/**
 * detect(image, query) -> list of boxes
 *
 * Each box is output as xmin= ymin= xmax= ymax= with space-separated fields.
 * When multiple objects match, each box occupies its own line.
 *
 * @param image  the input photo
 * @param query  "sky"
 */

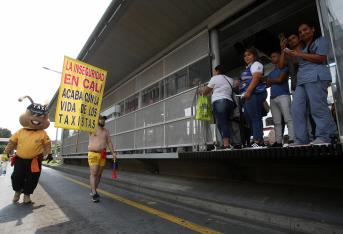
xmin=0 ymin=0 xmax=112 ymax=140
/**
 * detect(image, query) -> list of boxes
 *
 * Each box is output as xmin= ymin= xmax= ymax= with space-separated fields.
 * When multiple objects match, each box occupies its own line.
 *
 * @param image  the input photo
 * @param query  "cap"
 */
xmin=27 ymin=103 xmax=49 ymax=116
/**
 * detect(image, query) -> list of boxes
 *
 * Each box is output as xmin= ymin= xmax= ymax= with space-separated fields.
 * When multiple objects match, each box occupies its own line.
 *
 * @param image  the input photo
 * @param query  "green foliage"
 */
xmin=0 ymin=128 xmax=11 ymax=138
xmin=0 ymin=143 xmax=6 ymax=154
xmin=53 ymin=141 xmax=61 ymax=155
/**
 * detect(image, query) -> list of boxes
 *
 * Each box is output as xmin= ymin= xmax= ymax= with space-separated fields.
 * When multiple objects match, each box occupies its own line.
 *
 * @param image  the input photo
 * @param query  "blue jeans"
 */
xmin=243 ymin=92 xmax=266 ymax=142
xmin=291 ymin=81 xmax=337 ymax=143
xmin=213 ymin=99 xmax=234 ymax=139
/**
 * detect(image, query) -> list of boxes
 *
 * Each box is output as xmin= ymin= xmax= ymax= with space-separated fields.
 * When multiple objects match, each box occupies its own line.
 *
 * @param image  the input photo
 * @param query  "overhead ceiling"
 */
xmin=81 ymin=0 xmax=233 ymax=94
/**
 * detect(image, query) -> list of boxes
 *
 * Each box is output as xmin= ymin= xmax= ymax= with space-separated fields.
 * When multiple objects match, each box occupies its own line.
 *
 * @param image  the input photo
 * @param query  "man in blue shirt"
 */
xmin=266 ymin=51 xmax=294 ymax=147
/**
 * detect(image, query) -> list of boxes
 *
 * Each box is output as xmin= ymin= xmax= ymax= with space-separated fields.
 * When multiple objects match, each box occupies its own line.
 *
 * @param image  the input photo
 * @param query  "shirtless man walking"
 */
xmin=88 ymin=115 xmax=116 ymax=202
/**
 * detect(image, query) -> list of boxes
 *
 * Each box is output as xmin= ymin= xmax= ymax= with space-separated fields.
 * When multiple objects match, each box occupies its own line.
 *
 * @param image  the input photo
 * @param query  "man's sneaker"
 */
xmin=212 ymin=145 xmax=233 ymax=151
xmin=90 ymin=190 xmax=101 ymax=197
xmin=283 ymin=140 xmax=294 ymax=147
xmin=269 ymin=142 xmax=282 ymax=148
xmin=12 ymin=191 xmax=21 ymax=203
xmin=310 ymin=138 xmax=331 ymax=146
xmin=233 ymin=144 xmax=242 ymax=150
xmin=92 ymin=193 xmax=100 ymax=203
xmin=23 ymin=195 xmax=32 ymax=204
xmin=250 ymin=142 xmax=266 ymax=149
xmin=223 ymin=145 xmax=234 ymax=150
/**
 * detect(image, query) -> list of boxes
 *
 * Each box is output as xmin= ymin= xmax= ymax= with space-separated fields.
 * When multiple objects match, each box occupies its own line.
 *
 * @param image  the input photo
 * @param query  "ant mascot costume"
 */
xmin=4 ymin=96 xmax=52 ymax=204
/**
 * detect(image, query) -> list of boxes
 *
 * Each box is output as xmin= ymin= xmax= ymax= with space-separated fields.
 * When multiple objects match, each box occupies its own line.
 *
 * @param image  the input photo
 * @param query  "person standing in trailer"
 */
xmin=266 ymin=51 xmax=294 ymax=147
xmin=285 ymin=22 xmax=337 ymax=146
xmin=279 ymin=32 xmax=316 ymax=141
xmin=239 ymin=48 xmax=267 ymax=148
xmin=201 ymin=65 xmax=236 ymax=149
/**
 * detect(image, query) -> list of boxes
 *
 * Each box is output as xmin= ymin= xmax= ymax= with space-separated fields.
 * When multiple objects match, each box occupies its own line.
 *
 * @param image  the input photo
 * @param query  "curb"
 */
xmin=44 ymin=164 xmax=343 ymax=234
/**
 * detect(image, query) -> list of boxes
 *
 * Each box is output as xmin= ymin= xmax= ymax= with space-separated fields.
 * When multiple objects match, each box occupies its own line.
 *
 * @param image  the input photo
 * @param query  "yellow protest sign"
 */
xmin=54 ymin=56 xmax=107 ymax=133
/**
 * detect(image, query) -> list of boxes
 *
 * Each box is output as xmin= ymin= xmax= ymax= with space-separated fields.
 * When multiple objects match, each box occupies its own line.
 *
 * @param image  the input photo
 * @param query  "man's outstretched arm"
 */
xmin=106 ymin=130 xmax=117 ymax=161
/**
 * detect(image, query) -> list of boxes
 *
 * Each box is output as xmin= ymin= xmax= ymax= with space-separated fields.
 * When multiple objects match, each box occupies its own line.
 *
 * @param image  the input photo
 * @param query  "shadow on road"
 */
xmin=0 ymin=203 xmax=45 ymax=226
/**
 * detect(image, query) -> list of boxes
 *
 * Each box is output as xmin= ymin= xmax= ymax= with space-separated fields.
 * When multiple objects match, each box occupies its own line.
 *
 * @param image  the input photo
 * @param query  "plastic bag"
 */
xmin=1 ymin=154 xmax=9 ymax=162
xmin=111 ymin=161 xmax=118 ymax=180
xmin=0 ymin=161 xmax=7 ymax=176
xmin=195 ymin=95 xmax=212 ymax=121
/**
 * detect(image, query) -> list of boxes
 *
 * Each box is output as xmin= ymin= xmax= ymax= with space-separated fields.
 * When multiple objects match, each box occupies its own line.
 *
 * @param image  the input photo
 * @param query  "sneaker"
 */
xmin=269 ymin=142 xmax=282 ymax=148
xmin=12 ymin=191 xmax=21 ymax=203
xmin=310 ymin=138 xmax=331 ymax=146
xmin=223 ymin=145 xmax=233 ymax=151
xmin=288 ymin=142 xmax=311 ymax=147
xmin=92 ymin=193 xmax=100 ymax=203
xmin=233 ymin=145 xmax=242 ymax=150
xmin=23 ymin=195 xmax=32 ymax=204
xmin=249 ymin=142 xmax=266 ymax=149
xmin=90 ymin=190 xmax=101 ymax=197
xmin=283 ymin=140 xmax=294 ymax=147
xmin=212 ymin=145 xmax=233 ymax=151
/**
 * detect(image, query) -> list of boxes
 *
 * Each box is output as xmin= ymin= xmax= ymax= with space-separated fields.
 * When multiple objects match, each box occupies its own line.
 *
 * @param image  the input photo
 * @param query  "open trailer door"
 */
xmin=317 ymin=0 xmax=343 ymax=142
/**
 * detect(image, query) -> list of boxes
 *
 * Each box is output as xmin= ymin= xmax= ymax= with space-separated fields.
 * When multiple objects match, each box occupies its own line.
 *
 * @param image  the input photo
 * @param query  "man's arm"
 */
xmin=279 ymin=39 xmax=287 ymax=69
xmin=43 ymin=132 xmax=52 ymax=160
xmin=286 ymin=50 xmax=326 ymax=64
xmin=4 ymin=140 xmax=16 ymax=155
xmin=4 ymin=130 xmax=19 ymax=155
xmin=106 ymin=129 xmax=117 ymax=160
xmin=267 ymin=71 xmax=289 ymax=85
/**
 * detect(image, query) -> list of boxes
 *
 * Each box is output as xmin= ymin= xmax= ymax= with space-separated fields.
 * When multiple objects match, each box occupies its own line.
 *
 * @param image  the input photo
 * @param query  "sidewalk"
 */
xmin=44 ymin=163 xmax=343 ymax=234
xmin=0 ymin=166 xmax=70 ymax=234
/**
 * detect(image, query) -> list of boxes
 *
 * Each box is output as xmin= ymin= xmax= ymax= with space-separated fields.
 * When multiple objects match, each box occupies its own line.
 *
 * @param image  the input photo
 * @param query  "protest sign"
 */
xmin=55 ymin=56 xmax=107 ymax=133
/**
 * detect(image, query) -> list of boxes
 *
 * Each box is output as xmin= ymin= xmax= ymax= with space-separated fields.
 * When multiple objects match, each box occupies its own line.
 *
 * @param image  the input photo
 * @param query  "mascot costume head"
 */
xmin=4 ymin=96 xmax=52 ymax=204
xmin=18 ymin=96 xmax=50 ymax=130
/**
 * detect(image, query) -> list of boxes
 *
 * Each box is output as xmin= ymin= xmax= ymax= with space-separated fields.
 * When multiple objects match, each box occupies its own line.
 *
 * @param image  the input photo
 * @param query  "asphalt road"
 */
xmin=0 ymin=166 xmax=286 ymax=234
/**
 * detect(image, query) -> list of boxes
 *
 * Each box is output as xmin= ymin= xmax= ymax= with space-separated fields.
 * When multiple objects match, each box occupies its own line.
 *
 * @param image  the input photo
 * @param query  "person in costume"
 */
xmin=4 ymin=96 xmax=52 ymax=204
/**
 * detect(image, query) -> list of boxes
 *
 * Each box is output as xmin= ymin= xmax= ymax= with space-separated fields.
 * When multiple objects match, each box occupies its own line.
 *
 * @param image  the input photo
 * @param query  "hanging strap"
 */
xmin=221 ymin=75 xmax=237 ymax=107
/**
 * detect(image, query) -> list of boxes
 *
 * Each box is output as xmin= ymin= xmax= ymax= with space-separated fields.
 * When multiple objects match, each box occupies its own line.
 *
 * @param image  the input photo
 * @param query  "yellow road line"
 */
xmin=63 ymin=175 xmax=222 ymax=234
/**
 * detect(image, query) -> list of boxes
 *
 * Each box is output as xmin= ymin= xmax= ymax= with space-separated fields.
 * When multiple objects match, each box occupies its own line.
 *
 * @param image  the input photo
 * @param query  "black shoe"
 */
xmin=233 ymin=145 xmax=242 ymax=149
xmin=92 ymin=193 xmax=100 ymax=203
xmin=270 ymin=142 xmax=282 ymax=148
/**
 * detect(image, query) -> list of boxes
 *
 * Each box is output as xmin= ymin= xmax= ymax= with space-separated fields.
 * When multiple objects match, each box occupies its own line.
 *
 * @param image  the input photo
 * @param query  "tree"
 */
xmin=0 ymin=128 xmax=11 ymax=138
xmin=52 ymin=141 xmax=61 ymax=155
xmin=0 ymin=143 xmax=6 ymax=154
